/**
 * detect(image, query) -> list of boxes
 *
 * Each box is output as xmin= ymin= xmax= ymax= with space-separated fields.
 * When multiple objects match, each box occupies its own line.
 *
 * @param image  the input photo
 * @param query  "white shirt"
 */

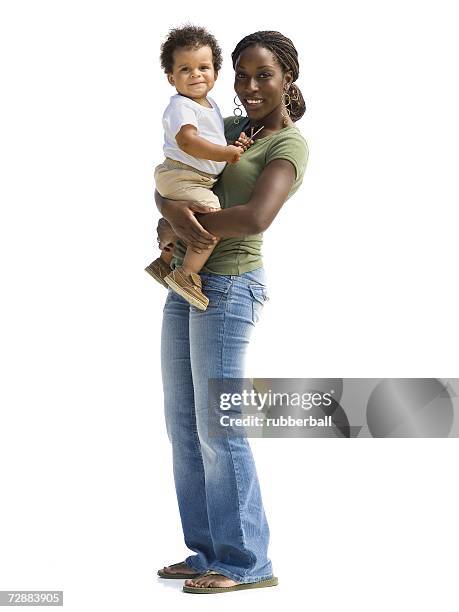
xmin=162 ymin=94 xmax=227 ymax=175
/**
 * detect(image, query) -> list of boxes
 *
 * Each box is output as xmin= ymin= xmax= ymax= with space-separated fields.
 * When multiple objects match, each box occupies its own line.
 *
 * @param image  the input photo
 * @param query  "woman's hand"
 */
xmin=156 ymin=217 xmax=176 ymax=252
xmin=156 ymin=193 xmax=218 ymax=253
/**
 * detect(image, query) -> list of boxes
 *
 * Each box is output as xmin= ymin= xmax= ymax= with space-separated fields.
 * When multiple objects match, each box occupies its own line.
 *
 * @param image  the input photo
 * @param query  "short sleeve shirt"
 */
xmin=162 ymin=94 xmax=227 ymax=175
xmin=172 ymin=117 xmax=309 ymax=275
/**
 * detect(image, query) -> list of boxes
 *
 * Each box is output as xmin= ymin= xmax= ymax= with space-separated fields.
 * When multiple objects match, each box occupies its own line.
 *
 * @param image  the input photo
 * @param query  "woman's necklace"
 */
xmin=249 ymin=125 xmax=265 ymax=140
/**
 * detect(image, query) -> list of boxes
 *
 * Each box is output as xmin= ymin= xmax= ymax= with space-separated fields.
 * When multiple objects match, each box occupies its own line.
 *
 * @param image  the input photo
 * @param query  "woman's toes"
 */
xmin=186 ymin=577 xmax=204 ymax=587
xmin=185 ymin=574 xmax=239 ymax=588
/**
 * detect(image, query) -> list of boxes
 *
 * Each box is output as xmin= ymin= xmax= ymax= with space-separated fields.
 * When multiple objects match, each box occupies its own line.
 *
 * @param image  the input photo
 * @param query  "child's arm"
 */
xmin=176 ymin=124 xmax=243 ymax=164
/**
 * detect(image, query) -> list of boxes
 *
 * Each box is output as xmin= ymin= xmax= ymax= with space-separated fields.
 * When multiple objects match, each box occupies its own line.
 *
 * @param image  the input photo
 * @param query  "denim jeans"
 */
xmin=160 ymin=267 xmax=273 ymax=583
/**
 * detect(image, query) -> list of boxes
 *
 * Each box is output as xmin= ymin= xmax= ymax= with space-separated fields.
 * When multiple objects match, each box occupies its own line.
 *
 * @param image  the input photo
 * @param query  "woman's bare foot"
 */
xmin=162 ymin=562 xmax=199 ymax=576
xmin=184 ymin=572 xmax=239 ymax=588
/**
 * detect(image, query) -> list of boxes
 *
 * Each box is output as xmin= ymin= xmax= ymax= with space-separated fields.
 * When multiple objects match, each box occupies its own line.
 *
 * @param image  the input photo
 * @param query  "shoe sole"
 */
xmin=182 ymin=576 xmax=279 ymax=594
xmin=145 ymin=264 xmax=169 ymax=288
xmin=165 ymin=276 xmax=208 ymax=311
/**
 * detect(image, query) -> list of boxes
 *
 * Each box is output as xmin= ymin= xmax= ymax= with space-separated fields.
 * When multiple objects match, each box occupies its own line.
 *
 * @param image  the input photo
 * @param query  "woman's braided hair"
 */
xmin=231 ymin=31 xmax=306 ymax=122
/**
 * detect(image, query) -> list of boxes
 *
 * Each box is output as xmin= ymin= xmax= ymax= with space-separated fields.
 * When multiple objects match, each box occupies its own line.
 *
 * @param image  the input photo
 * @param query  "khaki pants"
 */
xmin=154 ymin=158 xmax=220 ymax=209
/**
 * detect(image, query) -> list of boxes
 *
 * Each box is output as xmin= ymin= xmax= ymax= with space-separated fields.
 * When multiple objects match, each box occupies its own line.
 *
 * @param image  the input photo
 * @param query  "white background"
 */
xmin=1 ymin=0 xmax=458 ymax=610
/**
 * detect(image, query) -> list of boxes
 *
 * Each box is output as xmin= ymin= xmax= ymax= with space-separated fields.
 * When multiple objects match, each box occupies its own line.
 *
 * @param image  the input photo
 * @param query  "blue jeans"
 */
xmin=160 ymin=267 xmax=273 ymax=583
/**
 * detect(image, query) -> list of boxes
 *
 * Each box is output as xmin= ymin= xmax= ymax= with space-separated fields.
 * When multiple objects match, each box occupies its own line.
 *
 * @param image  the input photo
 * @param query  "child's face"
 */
xmin=168 ymin=45 xmax=217 ymax=100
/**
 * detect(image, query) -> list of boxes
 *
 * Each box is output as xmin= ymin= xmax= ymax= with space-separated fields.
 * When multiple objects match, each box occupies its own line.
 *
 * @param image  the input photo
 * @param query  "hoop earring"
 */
xmin=233 ymin=95 xmax=245 ymax=124
xmin=281 ymin=89 xmax=292 ymax=126
xmin=290 ymin=84 xmax=300 ymax=102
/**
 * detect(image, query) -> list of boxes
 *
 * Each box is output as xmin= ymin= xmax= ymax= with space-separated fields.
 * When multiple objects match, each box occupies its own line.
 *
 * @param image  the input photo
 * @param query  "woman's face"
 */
xmin=234 ymin=45 xmax=292 ymax=123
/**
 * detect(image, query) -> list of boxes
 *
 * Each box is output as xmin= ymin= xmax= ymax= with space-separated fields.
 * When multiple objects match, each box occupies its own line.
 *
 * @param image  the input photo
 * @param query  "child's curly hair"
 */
xmin=160 ymin=25 xmax=223 ymax=74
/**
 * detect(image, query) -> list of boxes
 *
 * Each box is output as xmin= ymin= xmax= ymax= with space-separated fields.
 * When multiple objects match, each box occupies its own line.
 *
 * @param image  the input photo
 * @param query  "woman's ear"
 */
xmin=283 ymin=70 xmax=293 ymax=90
xmin=167 ymin=73 xmax=175 ymax=86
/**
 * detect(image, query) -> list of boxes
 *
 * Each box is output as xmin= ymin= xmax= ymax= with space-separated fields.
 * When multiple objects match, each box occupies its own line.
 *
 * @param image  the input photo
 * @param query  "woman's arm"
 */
xmin=198 ymin=159 xmax=296 ymax=238
xmin=155 ymin=158 xmax=296 ymax=249
xmin=155 ymin=190 xmax=218 ymax=251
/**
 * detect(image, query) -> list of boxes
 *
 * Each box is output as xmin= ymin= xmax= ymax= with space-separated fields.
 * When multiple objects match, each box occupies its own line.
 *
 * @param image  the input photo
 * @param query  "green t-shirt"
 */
xmin=172 ymin=116 xmax=309 ymax=275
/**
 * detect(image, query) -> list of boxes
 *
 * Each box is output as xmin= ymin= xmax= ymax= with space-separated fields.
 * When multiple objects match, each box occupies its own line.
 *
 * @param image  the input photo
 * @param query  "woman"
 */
xmin=156 ymin=31 xmax=308 ymax=594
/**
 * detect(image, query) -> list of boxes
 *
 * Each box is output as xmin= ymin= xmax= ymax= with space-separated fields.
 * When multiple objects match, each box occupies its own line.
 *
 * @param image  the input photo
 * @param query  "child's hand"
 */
xmin=224 ymin=144 xmax=244 ymax=164
xmin=234 ymin=131 xmax=254 ymax=151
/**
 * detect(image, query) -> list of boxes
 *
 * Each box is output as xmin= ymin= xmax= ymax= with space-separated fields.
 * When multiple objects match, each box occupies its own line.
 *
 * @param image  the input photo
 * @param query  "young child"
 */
xmin=145 ymin=25 xmax=251 ymax=310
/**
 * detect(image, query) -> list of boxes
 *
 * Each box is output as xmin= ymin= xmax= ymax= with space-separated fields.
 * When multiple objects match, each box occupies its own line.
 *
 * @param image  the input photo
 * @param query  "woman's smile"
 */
xmin=244 ymin=98 xmax=265 ymax=116
xmin=234 ymin=44 xmax=293 ymax=127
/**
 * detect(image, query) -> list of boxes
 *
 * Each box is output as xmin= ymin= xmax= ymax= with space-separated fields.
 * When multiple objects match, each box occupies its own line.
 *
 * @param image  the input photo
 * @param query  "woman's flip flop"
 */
xmin=157 ymin=561 xmax=202 ymax=579
xmin=182 ymin=571 xmax=279 ymax=594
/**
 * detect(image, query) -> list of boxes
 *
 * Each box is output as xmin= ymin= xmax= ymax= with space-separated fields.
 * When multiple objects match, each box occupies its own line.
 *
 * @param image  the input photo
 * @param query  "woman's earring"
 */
xmin=290 ymin=84 xmax=300 ymax=102
xmin=281 ymin=88 xmax=292 ymax=126
xmin=233 ymin=95 xmax=245 ymax=124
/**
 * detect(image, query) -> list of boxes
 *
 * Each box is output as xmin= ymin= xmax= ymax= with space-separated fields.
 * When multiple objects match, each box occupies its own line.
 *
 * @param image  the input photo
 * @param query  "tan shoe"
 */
xmin=164 ymin=267 xmax=209 ymax=311
xmin=145 ymin=257 xmax=171 ymax=288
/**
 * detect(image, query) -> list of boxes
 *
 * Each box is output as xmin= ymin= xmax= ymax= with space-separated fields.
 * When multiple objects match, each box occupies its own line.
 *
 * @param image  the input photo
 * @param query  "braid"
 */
xmin=231 ymin=31 xmax=306 ymax=122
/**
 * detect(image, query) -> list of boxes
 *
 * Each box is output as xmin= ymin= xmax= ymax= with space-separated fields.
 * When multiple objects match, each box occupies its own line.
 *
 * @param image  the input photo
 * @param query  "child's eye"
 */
xmin=180 ymin=67 xmax=189 ymax=72
xmin=200 ymin=66 xmax=210 ymax=70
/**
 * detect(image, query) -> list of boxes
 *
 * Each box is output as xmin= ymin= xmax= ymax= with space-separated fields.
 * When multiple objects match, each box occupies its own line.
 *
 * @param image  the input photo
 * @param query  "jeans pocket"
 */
xmin=249 ymin=284 xmax=269 ymax=324
xmin=201 ymin=277 xmax=230 ymax=309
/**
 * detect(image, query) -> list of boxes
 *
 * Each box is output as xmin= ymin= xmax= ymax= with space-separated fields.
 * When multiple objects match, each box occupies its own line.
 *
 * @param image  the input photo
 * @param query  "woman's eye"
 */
xmin=260 ymin=72 xmax=272 ymax=78
xmin=236 ymin=73 xmax=246 ymax=79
